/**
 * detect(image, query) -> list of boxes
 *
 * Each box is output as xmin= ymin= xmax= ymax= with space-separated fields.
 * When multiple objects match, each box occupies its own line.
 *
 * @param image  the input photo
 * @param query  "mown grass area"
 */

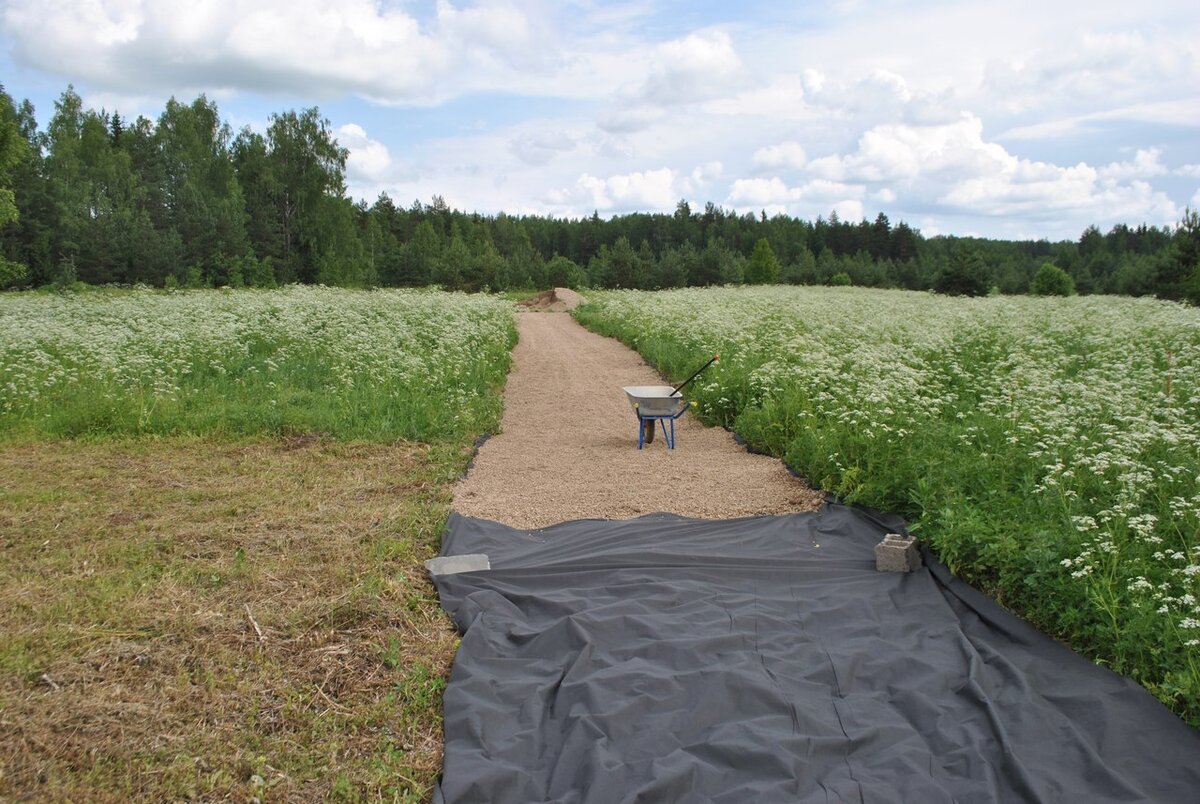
xmin=0 ymin=436 xmax=465 ymax=800
xmin=0 ymin=286 xmax=519 ymax=799
xmin=576 ymin=286 xmax=1200 ymax=726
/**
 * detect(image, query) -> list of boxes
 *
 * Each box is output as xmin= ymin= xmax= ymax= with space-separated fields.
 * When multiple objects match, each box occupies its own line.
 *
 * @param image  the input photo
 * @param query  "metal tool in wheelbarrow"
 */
xmin=622 ymin=354 xmax=719 ymax=448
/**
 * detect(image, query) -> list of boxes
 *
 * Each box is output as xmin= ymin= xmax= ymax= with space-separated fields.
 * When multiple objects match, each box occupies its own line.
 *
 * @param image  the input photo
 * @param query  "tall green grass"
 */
xmin=0 ymin=286 xmax=517 ymax=442
xmin=576 ymin=286 xmax=1200 ymax=724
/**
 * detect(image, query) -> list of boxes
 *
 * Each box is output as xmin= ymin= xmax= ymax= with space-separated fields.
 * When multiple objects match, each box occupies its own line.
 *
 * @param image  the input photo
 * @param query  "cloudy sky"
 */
xmin=2 ymin=0 xmax=1198 ymax=240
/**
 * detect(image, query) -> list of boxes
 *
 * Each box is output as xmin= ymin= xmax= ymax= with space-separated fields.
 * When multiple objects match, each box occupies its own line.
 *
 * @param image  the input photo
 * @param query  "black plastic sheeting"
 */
xmin=429 ymin=505 xmax=1200 ymax=803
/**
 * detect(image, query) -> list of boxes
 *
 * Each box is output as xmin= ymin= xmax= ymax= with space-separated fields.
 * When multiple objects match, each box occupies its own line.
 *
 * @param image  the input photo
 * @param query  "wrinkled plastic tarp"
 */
xmin=430 ymin=505 xmax=1200 ymax=803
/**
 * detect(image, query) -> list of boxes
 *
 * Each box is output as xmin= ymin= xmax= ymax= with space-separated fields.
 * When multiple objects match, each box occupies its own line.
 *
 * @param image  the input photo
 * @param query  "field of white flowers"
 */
xmin=576 ymin=285 xmax=1200 ymax=723
xmin=0 ymin=286 xmax=516 ymax=441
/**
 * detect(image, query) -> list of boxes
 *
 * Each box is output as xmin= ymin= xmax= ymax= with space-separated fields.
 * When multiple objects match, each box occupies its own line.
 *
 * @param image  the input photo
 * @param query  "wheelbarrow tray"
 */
xmin=623 ymin=385 xmax=688 ymax=418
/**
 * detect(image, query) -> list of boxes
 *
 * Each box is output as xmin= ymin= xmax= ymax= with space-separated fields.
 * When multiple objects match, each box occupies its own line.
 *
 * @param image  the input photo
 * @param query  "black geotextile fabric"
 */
xmin=429 ymin=505 xmax=1200 ymax=803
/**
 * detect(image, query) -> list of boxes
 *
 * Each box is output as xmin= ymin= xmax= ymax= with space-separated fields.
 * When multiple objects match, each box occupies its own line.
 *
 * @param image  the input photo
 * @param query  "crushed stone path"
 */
xmin=453 ymin=302 xmax=823 ymax=529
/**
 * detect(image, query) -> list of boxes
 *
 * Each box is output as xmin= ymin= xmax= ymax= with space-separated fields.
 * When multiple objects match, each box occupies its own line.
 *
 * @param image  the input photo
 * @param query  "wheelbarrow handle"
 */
xmin=671 ymin=354 xmax=720 ymax=396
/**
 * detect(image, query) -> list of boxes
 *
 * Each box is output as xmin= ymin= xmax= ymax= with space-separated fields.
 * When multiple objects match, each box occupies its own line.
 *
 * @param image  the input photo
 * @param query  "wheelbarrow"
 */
xmin=623 ymin=386 xmax=690 ymax=448
xmin=622 ymin=354 xmax=718 ymax=449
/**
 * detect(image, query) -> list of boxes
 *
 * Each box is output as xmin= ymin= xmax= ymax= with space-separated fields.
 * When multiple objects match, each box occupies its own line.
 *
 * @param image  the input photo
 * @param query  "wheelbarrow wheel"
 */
xmin=642 ymin=418 xmax=656 ymax=444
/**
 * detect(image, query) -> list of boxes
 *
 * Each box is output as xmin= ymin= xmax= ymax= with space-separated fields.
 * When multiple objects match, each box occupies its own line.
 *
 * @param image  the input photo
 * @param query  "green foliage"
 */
xmin=266 ymin=108 xmax=350 ymax=283
xmin=394 ymin=662 xmax=448 ymax=718
xmin=745 ymin=238 xmax=780 ymax=284
xmin=591 ymin=236 xmax=641 ymax=289
xmin=1173 ymin=208 xmax=1200 ymax=306
xmin=829 ymin=271 xmax=852 ymax=286
xmin=934 ymin=243 xmax=989 ymax=296
xmin=242 ymin=254 xmax=277 ymax=288
xmin=578 ymin=286 xmax=1200 ymax=726
xmin=545 ymin=254 xmax=586 ymax=289
xmin=1030 ymin=262 xmax=1076 ymax=296
xmin=432 ymin=234 xmax=468 ymax=289
xmin=0 ymin=182 xmax=17 ymax=230
xmin=0 ymin=85 xmax=26 ymax=229
xmin=156 ymin=96 xmax=249 ymax=277
xmin=52 ymin=257 xmax=77 ymax=288
xmin=0 ymin=257 xmax=27 ymax=288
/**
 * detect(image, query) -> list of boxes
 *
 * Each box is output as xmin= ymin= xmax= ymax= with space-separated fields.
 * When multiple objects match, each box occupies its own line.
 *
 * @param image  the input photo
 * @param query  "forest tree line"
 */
xmin=1 ymin=86 xmax=1198 ymax=302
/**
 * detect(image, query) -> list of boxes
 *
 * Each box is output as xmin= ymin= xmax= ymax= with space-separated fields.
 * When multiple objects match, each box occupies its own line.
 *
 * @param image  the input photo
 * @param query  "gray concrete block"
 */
xmin=425 ymin=554 xmax=491 ymax=576
xmin=875 ymin=533 xmax=921 ymax=572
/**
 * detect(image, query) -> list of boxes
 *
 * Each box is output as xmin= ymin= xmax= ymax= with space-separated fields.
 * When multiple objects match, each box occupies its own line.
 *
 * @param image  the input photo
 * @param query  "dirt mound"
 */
xmin=517 ymin=288 xmax=584 ymax=312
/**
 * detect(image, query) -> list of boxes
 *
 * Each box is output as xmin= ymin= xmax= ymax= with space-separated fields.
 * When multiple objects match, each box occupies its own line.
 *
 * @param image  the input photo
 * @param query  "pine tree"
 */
xmin=745 ymin=238 xmax=780 ymax=284
xmin=934 ymin=243 xmax=989 ymax=296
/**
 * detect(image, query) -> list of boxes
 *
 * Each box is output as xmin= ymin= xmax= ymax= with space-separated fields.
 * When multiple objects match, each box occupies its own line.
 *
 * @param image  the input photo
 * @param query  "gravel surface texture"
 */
xmin=453 ymin=300 xmax=823 ymax=528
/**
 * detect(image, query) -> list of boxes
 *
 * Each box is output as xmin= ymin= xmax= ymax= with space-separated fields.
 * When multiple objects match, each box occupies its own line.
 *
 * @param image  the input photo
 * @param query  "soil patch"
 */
xmin=454 ymin=313 xmax=822 ymax=528
xmin=516 ymin=287 xmax=585 ymax=312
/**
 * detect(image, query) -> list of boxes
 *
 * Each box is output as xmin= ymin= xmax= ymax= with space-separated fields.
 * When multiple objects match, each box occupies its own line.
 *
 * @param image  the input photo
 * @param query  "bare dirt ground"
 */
xmin=516 ymin=287 xmax=585 ymax=312
xmin=454 ymin=301 xmax=823 ymax=528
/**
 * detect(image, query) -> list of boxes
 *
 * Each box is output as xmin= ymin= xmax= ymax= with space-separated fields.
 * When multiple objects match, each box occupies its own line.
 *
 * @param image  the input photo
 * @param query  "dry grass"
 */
xmin=0 ymin=435 xmax=467 ymax=801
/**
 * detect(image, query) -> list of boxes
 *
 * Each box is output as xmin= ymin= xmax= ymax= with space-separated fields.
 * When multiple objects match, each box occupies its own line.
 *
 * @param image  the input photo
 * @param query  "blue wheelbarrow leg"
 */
xmin=663 ymin=402 xmax=688 ymax=449
xmin=634 ymin=403 xmax=690 ymax=449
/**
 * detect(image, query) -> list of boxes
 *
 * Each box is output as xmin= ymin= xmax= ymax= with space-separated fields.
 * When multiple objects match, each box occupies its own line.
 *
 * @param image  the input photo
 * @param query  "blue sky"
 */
xmin=2 ymin=0 xmax=1198 ymax=240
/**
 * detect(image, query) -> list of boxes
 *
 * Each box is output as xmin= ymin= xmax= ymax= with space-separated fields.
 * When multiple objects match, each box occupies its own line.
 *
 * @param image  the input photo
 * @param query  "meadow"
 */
xmin=0 ymin=285 xmax=516 ymax=441
xmin=575 ymin=286 xmax=1200 ymax=724
xmin=0 ymin=286 xmax=516 ymax=800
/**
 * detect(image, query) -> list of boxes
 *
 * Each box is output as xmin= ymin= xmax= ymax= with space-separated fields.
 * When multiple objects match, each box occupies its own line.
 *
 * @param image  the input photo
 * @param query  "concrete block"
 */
xmin=875 ymin=533 xmax=921 ymax=572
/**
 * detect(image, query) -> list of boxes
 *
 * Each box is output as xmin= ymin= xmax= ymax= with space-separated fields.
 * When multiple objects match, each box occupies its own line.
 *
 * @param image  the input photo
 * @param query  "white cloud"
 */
xmin=434 ymin=0 xmax=544 ymax=70
xmin=80 ymin=89 xmax=160 ymax=122
xmin=0 ymin=0 xmax=589 ymax=104
xmin=831 ymin=199 xmax=864 ymax=222
xmin=639 ymin=30 xmax=745 ymax=106
xmin=728 ymin=177 xmax=792 ymax=206
xmin=752 ymin=141 xmax=807 ymax=172
xmin=509 ymin=130 xmax=576 ymax=166
xmin=1177 ymin=164 xmax=1200 ymax=178
xmin=594 ymin=134 xmax=636 ymax=160
xmin=702 ymin=76 xmax=808 ymax=120
xmin=547 ymin=168 xmax=681 ymax=214
xmin=1000 ymin=98 xmax=1200 ymax=141
xmin=803 ymin=114 xmax=1179 ymax=226
xmin=829 ymin=69 xmax=911 ymax=115
xmin=337 ymin=123 xmax=392 ymax=183
xmin=711 ymin=68 xmax=928 ymax=130
xmin=801 ymin=69 xmax=826 ymax=95
xmin=691 ymin=161 xmax=724 ymax=184
xmin=1098 ymin=148 xmax=1168 ymax=181
xmin=799 ymin=179 xmax=865 ymax=204
xmin=4 ymin=0 xmax=445 ymax=98
xmin=999 ymin=118 xmax=1085 ymax=141
xmin=333 ymin=121 xmax=423 ymax=203
xmin=597 ymin=105 xmax=667 ymax=134
xmin=941 ymin=164 xmax=1177 ymax=223
xmin=982 ymin=31 xmax=1199 ymax=117
xmin=598 ymin=30 xmax=747 ymax=132
xmin=808 ymin=115 xmax=1011 ymax=183
xmin=726 ymin=177 xmax=864 ymax=219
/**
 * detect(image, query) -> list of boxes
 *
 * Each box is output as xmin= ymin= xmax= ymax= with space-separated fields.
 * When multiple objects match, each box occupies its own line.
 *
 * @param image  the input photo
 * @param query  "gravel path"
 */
xmin=453 ymin=303 xmax=823 ymax=528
